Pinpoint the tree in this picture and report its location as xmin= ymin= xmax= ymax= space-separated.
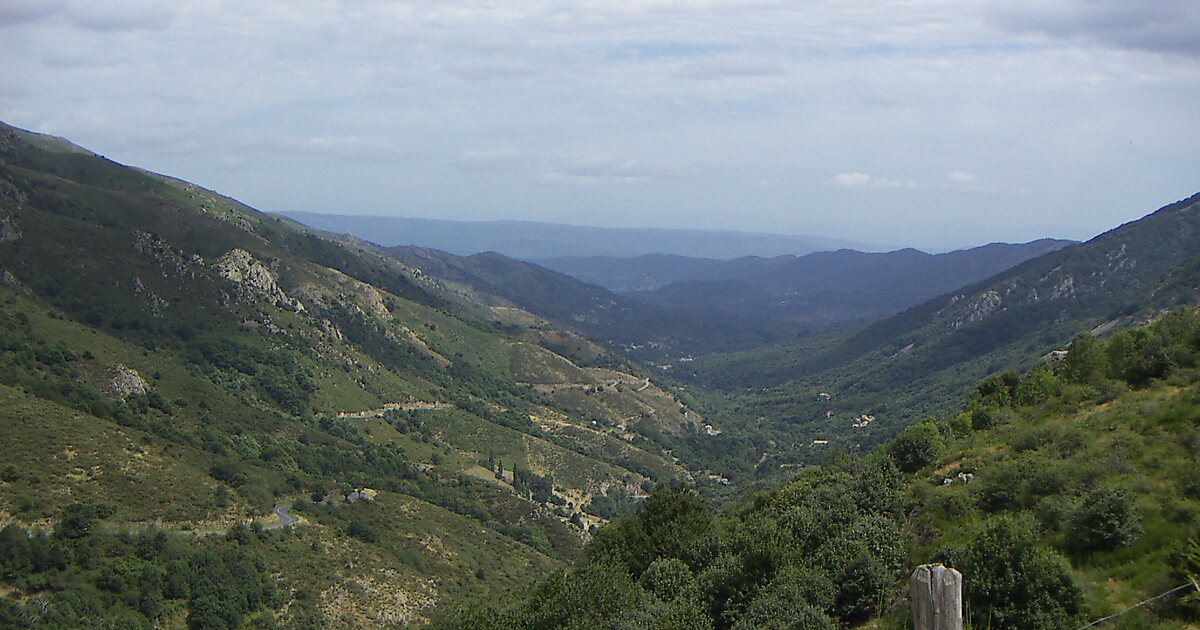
xmin=1061 ymin=333 xmax=1107 ymax=385
xmin=639 ymin=557 xmax=694 ymax=601
xmin=588 ymin=484 xmax=715 ymax=576
xmin=887 ymin=419 xmax=944 ymax=473
xmin=1016 ymin=365 xmax=1061 ymax=406
xmin=816 ymin=516 xmax=906 ymax=622
xmin=56 ymin=503 xmax=99 ymax=540
xmin=1068 ymin=486 xmax=1142 ymax=553
xmin=945 ymin=515 xmax=1083 ymax=629
xmin=1107 ymin=329 xmax=1172 ymax=386
xmin=977 ymin=371 xmax=1020 ymax=407
xmin=733 ymin=598 xmax=836 ymax=630
xmin=347 ymin=520 xmax=379 ymax=543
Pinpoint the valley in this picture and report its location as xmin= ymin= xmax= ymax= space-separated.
xmin=0 ymin=119 xmax=1198 ymax=628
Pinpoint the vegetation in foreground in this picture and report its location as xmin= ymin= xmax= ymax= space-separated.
xmin=440 ymin=309 xmax=1200 ymax=629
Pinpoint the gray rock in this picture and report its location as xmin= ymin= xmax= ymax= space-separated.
xmin=108 ymin=364 xmax=150 ymax=398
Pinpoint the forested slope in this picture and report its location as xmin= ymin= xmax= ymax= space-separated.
xmin=442 ymin=309 xmax=1200 ymax=630
xmin=684 ymin=193 xmax=1200 ymax=472
xmin=0 ymin=120 xmax=712 ymax=627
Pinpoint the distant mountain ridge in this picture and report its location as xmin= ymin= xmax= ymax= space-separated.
xmin=277 ymin=211 xmax=883 ymax=259
xmin=534 ymin=240 xmax=1072 ymax=333
xmin=383 ymin=245 xmax=797 ymax=358
xmin=0 ymin=120 xmax=729 ymax=624
xmin=634 ymin=240 xmax=1073 ymax=329
xmin=687 ymin=191 xmax=1200 ymax=451
xmin=536 ymin=241 xmax=1073 ymax=293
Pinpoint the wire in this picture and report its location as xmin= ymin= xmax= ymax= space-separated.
xmin=1075 ymin=580 xmax=1199 ymax=629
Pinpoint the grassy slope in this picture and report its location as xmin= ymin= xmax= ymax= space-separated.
xmin=682 ymin=193 xmax=1200 ymax=480
xmin=440 ymin=310 xmax=1200 ymax=629
xmin=0 ymin=121 xmax=711 ymax=626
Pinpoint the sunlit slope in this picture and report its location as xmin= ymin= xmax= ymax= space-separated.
xmin=686 ymin=192 xmax=1200 ymax=470
xmin=0 ymin=120 xmax=709 ymax=624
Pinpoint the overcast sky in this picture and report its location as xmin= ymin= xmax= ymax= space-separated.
xmin=3 ymin=0 xmax=1198 ymax=250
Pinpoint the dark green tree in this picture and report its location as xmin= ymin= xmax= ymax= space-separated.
xmin=945 ymin=515 xmax=1083 ymax=629
xmin=1061 ymin=333 xmax=1107 ymax=385
xmin=887 ymin=418 xmax=944 ymax=473
xmin=1068 ymin=486 xmax=1142 ymax=553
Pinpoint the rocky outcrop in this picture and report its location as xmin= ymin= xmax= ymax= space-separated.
xmin=0 ymin=269 xmax=26 ymax=291
xmin=1049 ymin=275 xmax=1075 ymax=300
xmin=357 ymin=283 xmax=391 ymax=319
xmin=952 ymin=290 xmax=1002 ymax=329
xmin=132 ymin=276 xmax=169 ymax=316
xmin=132 ymin=231 xmax=200 ymax=279
xmin=0 ymin=211 xmax=20 ymax=243
xmin=108 ymin=364 xmax=150 ymax=398
xmin=214 ymin=248 xmax=305 ymax=312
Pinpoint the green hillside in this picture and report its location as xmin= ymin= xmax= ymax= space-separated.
xmin=682 ymin=193 xmax=1200 ymax=476
xmin=384 ymin=245 xmax=797 ymax=360
xmin=0 ymin=121 xmax=715 ymax=627
xmin=625 ymin=240 xmax=1070 ymax=330
xmin=3 ymin=118 xmax=1199 ymax=628
xmin=441 ymin=309 xmax=1200 ymax=629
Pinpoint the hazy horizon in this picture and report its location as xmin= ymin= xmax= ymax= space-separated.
xmin=3 ymin=1 xmax=1198 ymax=250
xmin=281 ymin=208 xmax=1093 ymax=255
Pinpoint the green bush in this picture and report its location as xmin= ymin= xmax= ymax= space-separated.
xmin=887 ymin=419 xmax=944 ymax=472
xmin=639 ymin=557 xmax=694 ymax=601
xmin=1067 ymin=486 xmax=1142 ymax=553
xmin=347 ymin=520 xmax=379 ymax=543
xmin=944 ymin=515 xmax=1083 ymax=629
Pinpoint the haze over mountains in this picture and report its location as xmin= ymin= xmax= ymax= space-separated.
xmin=535 ymin=243 xmax=1072 ymax=293
xmin=278 ymin=211 xmax=883 ymax=260
xmin=383 ymin=240 xmax=1073 ymax=360
xmin=282 ymin=211 xmax=1077 ymax=346
xmin=688 ymin=191 xmax=1200 ymax=459
xmin=2 ymin=119 xmax=1200 ymax=628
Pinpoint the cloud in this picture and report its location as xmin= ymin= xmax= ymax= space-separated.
xmin=874 ymin=177 xmax=920 ymax=189
xmin=943 ymin=171 xmax=996 ymax=194
xmin=0 ymin=0 xmax=66 ymax=27
xmin=671 ymin=58 xmax=786 ymax=81
xmin=986 ymin=0 xmax=1200 ymax=57
xmin=539 ymin=154 xmax=671 ymax=186
xmin=441 ymin=58 xmax=540 ymax=82
xmin=456 ymin=146 xmax=523 ymax=172
xmin=3 ymin=0 xmax=1196 ymax=248
xmin=66 ymin=1 xmax=176 ymax=32
xmin=827 ymin=172 xmax=872 ymax=187
xmin=221 ymin=134 xmax=407 ymax=163
xmin=825 ymin=172 xmax=921 ymax=189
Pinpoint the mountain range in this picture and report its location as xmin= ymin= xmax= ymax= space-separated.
xmin=0 ymin=121 xmax=720 ymax=625
xmin=683 ymin=191 xmax=1200 ymax=471
xmin=384 ymin=242 xmax=1076 ymax=365
xmin=277 ymin=211 xmax=882 ymax=260
xmin=539 ymin=241 xmax=1072 ymax=330
xmin=2 ymin=118 xmax=1199 ymax=628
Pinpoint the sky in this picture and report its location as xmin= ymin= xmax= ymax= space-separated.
xmin=2 ymin=0 xmax=1199 ymax=250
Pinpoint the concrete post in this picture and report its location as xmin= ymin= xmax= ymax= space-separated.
xmin=911 ymin=563 xmax=962 ymax=630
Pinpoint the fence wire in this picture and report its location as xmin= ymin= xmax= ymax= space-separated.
xmin=1075 ymin=580 xmax=1199 ymax=629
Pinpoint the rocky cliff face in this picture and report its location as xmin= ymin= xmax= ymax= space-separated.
xmin=107 ymin=364 xmax=150 ymax=398
xmin=0 ymin=211 xmax=20 ymax=243
xmin=214 ymin=248 xmax=305 ymax=312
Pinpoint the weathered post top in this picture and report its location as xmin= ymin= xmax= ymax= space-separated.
xmin=911 ymin=563 xmax=963 ymax=630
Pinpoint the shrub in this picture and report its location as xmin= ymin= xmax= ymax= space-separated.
xmin=347 ymin=520 xmax=379 ymax=543
xmin=943 ymin=515 xmax=1083 ymax=629
xmin=887 ymin=419 xmax=944 ymax=473
xmin=639 ymin=557 xmax=694 ymax=601
xmin=1067 ymin=486 xmax=1142 ymax=553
